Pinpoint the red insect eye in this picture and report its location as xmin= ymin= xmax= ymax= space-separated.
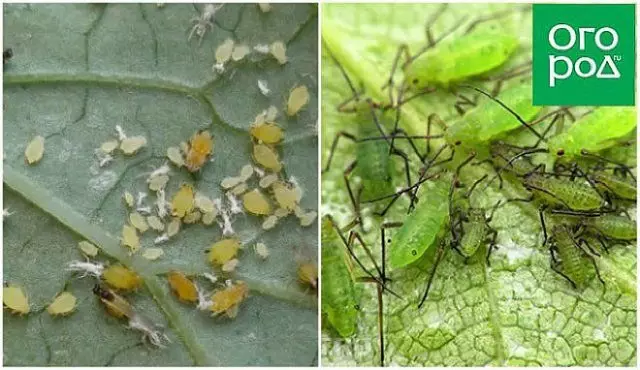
xmin=557 ymin=149 xmax=565 ymax=156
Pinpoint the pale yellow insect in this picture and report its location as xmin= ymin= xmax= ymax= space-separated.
xmin=265 ymin=106 xmax=278 ymax=122
xmin=286 ymin=85 xmax=309 ymax=116
xmin=185 ymin=131 xmax=214 ymax=172
xmin=147 ymin=216 xmax=164 ymax=231
xmin=216 ymin=38 xmax=235 ymax=64
xmin=171 ymin=184 xmax=195 ymax=218
xmin=239 ymin=164 xmax=254 ymax=182
xmin=47 ymin=292 xmax=77 ymax=316
xmin=262 ymin=215 xmax=278 ymax=230
xmin=252 ymin=144 xmax=282 ymax=172
xmin=259 ymin=173 xmax=278 ymax=188
xmin=167 ymin=217 xmax=181 ymax=237
xmin=130 ymin=212 xmax=149 ymax=233
xmin=270 ymin=41 xmax=287 ymax=64
xmin=221 ymin=176 xmax=242 ymax=189
xmin=250 ymin=122 xmax=283 ymax=144
xmin=101 ymin=140 xmax=119 ymax=154
xmin=274 ymin=208 xmax=289 ymax=218
xmin=25 ymin=135 xmax=45 ymax=165
xmin=142 ymin=248 xmax=164 ymax=261
xmin=148 ymin=174 xmax=169 ymax=192
xmin=298 ymin=210 xmax=317 ymax=227
xmin=272 ymin=181 xmax=298 ymax=211
xmin=121 ymin=224 xmax=140 ymax=252
xmin=120 ymin=136 xmax=147 ymax=155
xmin=103 ymin=264 xmax=142 ymax=291
xmin=242 ymin=189 xmax=271 ymax=215
xmin=3 ymin=285 xmax=29 ymax=314
xmin=183 ymin=210 xmax=202 ymax=224
xmin=230 ymin=183 xmax=248 ymax=195
xmin=195 ymin=192 xmax=215 ymax=213
xmin=78 ymin=241 xmax=99 ymax=257
xmin=210 ymin=281 xmax=249 ymax=318
xmin=255 ymin=242 xmax=269 ymax=259
xmin=297 ymin=262 xmax=318 ymax=289
xmin=222 ymin=258 xmax=239 ymax=272
xmin=231 ymin=44 xmax=250 ymax=61
xmin=167 ymin=271 xmax=198 ymax=303
xmin=167 ymin=146 xmax=185 ymax=167
xmin=208 ymin=238 xmax=241 ymax=266
xmin=123 ymin=191 xmax=135 ymax=208
xmin=202 ymin=211 xmax=216 ymax=226
xmin=258 ymin=3 xmax=271 ymax=12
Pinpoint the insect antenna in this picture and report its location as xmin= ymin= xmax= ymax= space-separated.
xmin=418 ymin=240 xmax=448 ymax=309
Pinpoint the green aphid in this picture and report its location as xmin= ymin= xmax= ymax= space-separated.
xmin=546 ymin=225 xmax=603 ymax=290
xmin=523 ymin=172 xmax=606 ymax=211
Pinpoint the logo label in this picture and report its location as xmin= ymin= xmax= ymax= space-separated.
xmin=533 ymin=4 xmax=635 ymax=106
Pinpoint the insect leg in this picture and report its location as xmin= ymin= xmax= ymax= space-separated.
xmin=464 ymin=6 xmax=528 ymax=34
xmin=343 ymin=160 xmax=363 ymax=224
xmin=376 ymin=282 xmax=385 ymax=366
xmin=539 ymin=207 xmax=549 ymax=246
xmin=389 ymin=146 xmax=418 ymax=205
xmin=349 ymin=231 xmax=402 ymax=298
xmin=580 ymin=149 xmax=637 ymax=182
xmin=418 ymin=240 xmax=447 ymax=309
xmin=576 ymin=239 xmax=605 ymax=286
xmin=453 ymin=93 xmax=478 ymax=116
xmin=426 ymin=113 xmax=448 ymax=155
xmin=323 ymin=131 xmax=357 ymax=173
xmin=485 ymin=228 xmax=499 ymax=266
xmin=383 ymin=44 xmax=412 ymax=105
xmin=549 ymin=250 xmax=578 ymax=289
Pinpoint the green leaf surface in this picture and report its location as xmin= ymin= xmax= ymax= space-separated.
xmin=4 ymin=3 xmax=318 ymax=366
xmin=321 ymin=3 xmax=636 ymax=366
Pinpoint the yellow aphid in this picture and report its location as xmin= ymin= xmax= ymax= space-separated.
xmin=231 ymin=44 xmax=250 ymax=61
xmin=287 ymin=85 xmax=309 ymax=116
xmin=103 ymin=264 xmax=142 ymax=291
xmin=299 ymin=210 xmax=317 ymax=227
xmin=239 ymin=164 xmax=254 ymax=181
xmin=210 ymin=281 xmax=249 ymax=318
xmin=25 ymin=135 xmax=45 ymax=165
xmin=230 ymin=182 xmax=248 ymax=195
xmin=142 ymin=248 xmax=164 ymax=261
xmin=216 ymin=38 xmax=235 ymax=64
xmin=272 ymin=181 xmax=298 ymax=211
xmin=208 ymin=238 xmax=241 ymax=266
xmin=258 ymin=3 xmax=271 ymax=12
xmin=270 ymin=41 xmax=287 ymax=64
xmin=259 ymin=173 xmax=278 ymax=188
xmin=148 ymin=174 xmax=169 ymax=192
xmin=171 ymin=184 xmax=195 ymax=218
xmin=202 ymin=211 xmax=216 ymax=225
xmin=93 ymin=285 xmax=134 ymax=319
xmin=183 ymin=210 xmax=202 ymax=224
xmin=78 ymin=241 xmax=99 ymax=257
xmin=255 ymin=242 xmax=269 ymax=259
xmin=130 ymin=212 xmax=149 ymax=233
xmin=167 ymin=146 xmax=184 ymax=167
xmin=121 ymin=224 xmax=140 ymax=252
xmin=47 ymin=292 xmax=77 ymax=316
xmin=167 ymin=217 xmax=181 ymax=237
xmin=101 ymin=140 xmax=119 ymax=154
xmin=222 ymin=258 xmax=239 ymax=272
xmin=221 ymin=176 xmax=242 ymax=189
xmin=297 ymin=262 xmax=318 ymax=289
xmin=185 ymin=130 xmax=214 ymax=172
xmin=167 ymin=271 xmax=198 ymax=303
xmin=147 ymin=215 xmax=164 ymax=231
xmin=120 ymin=136 xmax=147 ymax=155
xmin=123 ymin=191 xmax=135 ymax=208
xmin=242 ymin=189 xmax=271 ymax=215
xmin=250 ymin=122 xmax=283 ymax=144
xmin=262 ymin=215 xmax=278 ymax=230
xmin=265 ymin=106 xmax=278 ymax=122
xmin=274 ymin=208 xmax=289 ymax=218
xmin=252 ymin=144 xmax=282 ymax=172
xmin=195 ymin=192 xmax=215 ymax=213
xmin=3 ymin=285 xmax=29 ymax=314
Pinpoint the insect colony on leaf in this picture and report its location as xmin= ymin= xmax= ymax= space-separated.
xmin=321 ymin=3 xmax=635 ymax=366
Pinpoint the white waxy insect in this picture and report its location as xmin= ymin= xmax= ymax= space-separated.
xmin=137 ymin=192 xmax=148 ymax=207
xmin=287 ymin=85 xmax=309 ymax=116
xmin=294 ymin=205 xmax=305 ymax=218
xmin=274 ymin=208 xmax=289 ymax=218
xmin=122 ymin=224 xmax=140 ymax=252
xmin=259 ymin=173 xmax=278 ymax=188
xmin=218 ymin=209 xmax=235 ymax=236
xmin=221 ymin=176 xmax=242 ymax=189
xmin=258 ymin=3 xmax=271 ymax=12
xmin=167 ymin=218 xmax=181 ymax=237
xmin=142 ymin=248 xmax=164 ymax=261
xmin=137 ymin=206 xmax=152 ymax=215
xmin=120 ymin=136 xmax=147 ymax=155
xmin=67 ymin=260 xmax=105 ymax=278
xmin=167 ymin=147 xmax=184 ymax=167
xmin=196 ymin=284 xmax=213 ymax=311
xmin=254 ymin=44 xmax=270 ymax=54
xmin=230 ymin=182 xmax=248 ymax=196
xmin=98 ymin=154 xmax=114 ymax=168
xmin=216 ymin=38 xmax=235 ymax=64
xmin=262 ymin=215 xmax=278 ymax=230
xmin=253 ymin=166 xmax=265 ymax=177
xmin=222 ymin=258 xmax=239 ymax=272
xmin=202 ymin=272 xmax=218 ymax=285
xmin=127 ymin=312 xmax=171 ymax=348
xmin=255 ymin=242 xmax=269 ymax=259
xmin=130 ymin=212 xmax=149 ymax=233
xmin=124 ymin=191 xmax=135 ymax=208
xmin=189 ymin=3 xmax=224 ymax=45
xmin=3 ymin=208 xmax=14 ymax=221
xmin=299 ymin=210 xmax=317 ymax=227
xmin=148 ymin=164 xmax=171 ymax=178
xmin=265 ymin=106 xmax=278 ymax=122
xmin=115 ymin=125 xmax=127 ymax=141
xmin=232 ymin=44 xmax=250 ymax=61
xmin=148 ymin=174 xmax=169 ymax=192
xmin=195 ymin=192 xmax=215 ymax=213
xmin=147 ymin=215 xmax=164 ymax=231
xmin=154 ymin=234 xmax=169 ymax=244
xmin=213 ymin=62 xmax=225 ymax=74
xmin=25 ymin=135 xmax=45 ymax=164
xmin=258 ymin=79 xmax=270 ymax=96
xmin=156 ymin=189 xmax=169 ymax=218
xmin=270 ymin=41 xmax=287 ymax=64
xmin=226 ymin=192 xmax=243 ymax=214
xmin=183 ymin=210 xmax=202 ymax=224
xmin=47 ymin=292 xmax=77 ymax=316
xmin=101 ymin=140 xmax=119 ymax=154
xmin=78 ymin=241 xmax=99 ymax=257
xmin=202 ymin=211 xmax=216 ymax=225
xmin=239 ymin=164 xmax=254 ymax=182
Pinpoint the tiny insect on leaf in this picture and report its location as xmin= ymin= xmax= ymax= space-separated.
xmin=120 ymin=136 xmax=147 ymax=155
xmin=25 ymin=135 xmax=45 ymax=165
xmin=252 ymin=144 xmax=282 ymax=172
xmin=103 ymin=264 xmax=142 ymax=291
xmin=210 ymin=281 xmax=249 ymax=318
xmin=167 ymin=271 xmax=198 ymax=303
xmin=3 ymin=285 xmax=30 ymax=314
xmin=171 ymin=184 xmax=195 ymax=218
xmin=78 ymin=240 xmax=99 ymax=257
xmin=185 ymin=131 xmax=214 ymax=172
xmin=130 ymin=212 xmax=149 ymax=233
xmin=297 ymin=262 xmax=318 ymax=289
xmin=270 ymin=41 xmax=287 ymax=64
xmin=286 ymin=85 xmax=309 ymax=116
xmin=242 ymin=189 xmax=272 ymax=215
xmin=47 ymin=292 xmax=77 ymax=316
xmin=216 ymin=38 xmax=235 ymax=64
xmin=167 ymin=146 xmax=185 ymax=167
xmin=250 ymin=122 xmax=284 ymax=144
xmin=121 ymin=224 xmax=141 ymax=252
xmin=101 ymin=140 xmax=119 ymax=154
xmin=142 ymin=247 xmax=164 ymax=260
xmin=208 ymin=238 xmax=241 ymax=266
xmin=147 ymin=215 xmax=164 ymax=231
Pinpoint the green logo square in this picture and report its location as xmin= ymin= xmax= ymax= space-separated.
xmin=533 ymin=4 xmax=636 ymax=106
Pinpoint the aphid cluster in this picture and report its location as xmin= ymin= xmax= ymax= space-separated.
xmin=95 ymin=125 xmax=147 ymax=168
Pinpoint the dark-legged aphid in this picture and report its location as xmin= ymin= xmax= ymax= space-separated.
xmin=522 ymin=171 xmax=608 ymax=212
xmin=550 ymin=211 xmax=636 ymax=247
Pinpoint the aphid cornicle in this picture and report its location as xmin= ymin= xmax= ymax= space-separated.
xmin=185 ymin=130 xmax=214 ymax=172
